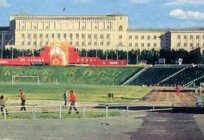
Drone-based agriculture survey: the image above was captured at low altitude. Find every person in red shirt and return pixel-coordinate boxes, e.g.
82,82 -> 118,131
68,90 -> 79,114
176,84 -> 180,96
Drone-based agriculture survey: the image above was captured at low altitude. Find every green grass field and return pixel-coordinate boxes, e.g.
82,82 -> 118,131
0,66 -> 149,119
0,84 -> 150,103
0,66 -> 142,85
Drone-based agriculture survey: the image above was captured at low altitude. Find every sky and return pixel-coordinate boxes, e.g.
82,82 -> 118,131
0,0 -> 204,28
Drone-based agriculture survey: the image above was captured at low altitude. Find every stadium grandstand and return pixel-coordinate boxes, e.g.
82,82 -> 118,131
126,64 -> 204,87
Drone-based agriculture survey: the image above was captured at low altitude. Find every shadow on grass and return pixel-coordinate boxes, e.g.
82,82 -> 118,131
99,96 -> 140,100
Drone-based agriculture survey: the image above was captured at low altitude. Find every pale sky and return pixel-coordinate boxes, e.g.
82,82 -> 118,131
0,0 -> 204,28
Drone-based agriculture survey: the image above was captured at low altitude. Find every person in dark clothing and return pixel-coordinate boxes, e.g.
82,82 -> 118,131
68,90 -> 79,114
63,89 -> 68,109
18,89 -> 26,111
0,95 -> 9,116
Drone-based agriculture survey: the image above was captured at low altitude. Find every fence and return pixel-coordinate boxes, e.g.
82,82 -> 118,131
0,105 -> 173,120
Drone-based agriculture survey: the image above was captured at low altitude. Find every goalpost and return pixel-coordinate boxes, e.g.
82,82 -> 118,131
12,76 -> 40,85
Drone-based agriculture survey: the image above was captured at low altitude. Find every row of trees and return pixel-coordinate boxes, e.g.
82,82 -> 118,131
1,48 -> 204,64
78,48 -> 204,64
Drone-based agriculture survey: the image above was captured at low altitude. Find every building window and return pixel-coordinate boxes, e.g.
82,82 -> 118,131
94,34 -> 97,39
141,43 -> 144,47
184,35 -> 187,39
76,34 -> 79,38
154,35 -> 157,39
22,34 -> 25,38
196,35 -> 199,39
45,34 -> 49,38
88,42 -> 91,46
27,41 -> 31,45
196,43 -> 199,47
64,33 -> 67,38
141,36 -> 144,39
154,43 -> 157,47
88,34 -> 91,39
107,42 -> 110,46
119,42 -> 123,46
119,25 -> 123,31
21,41 -> 24,46
190,35 -> 193,39
34,34 -> 37,39
147,43 -> 150,47
70,34 -> 73,38
76,42 -> 79,45
100,34 -> 103,39
106,34 -> 110,39
34,41 -> 37,46
52,33 -> 54,38
135,43 -> 138,47
58,33 -> 60,38
129,43 -> 132,47
39,42 -> 42,46
82,34 -> 85,39
177,35 -> 181,39
94,42 -> 97,46
177,43 -> 181,47
27,34 -> 31,39
190,43 -> 193,47
100,42 -> 104,46
40,34 -> 43,38
135,36 -> 138,39
129,35 -> 132,39
184,43 -> 187,47
82,42 -> 85,46
119,35 -> 122,39
147,36 -> 150,40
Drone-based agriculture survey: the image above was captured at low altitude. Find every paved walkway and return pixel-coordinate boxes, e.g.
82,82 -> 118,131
0,117 -> 144,140
1,112 -> 204,140
130,112 -> 204,140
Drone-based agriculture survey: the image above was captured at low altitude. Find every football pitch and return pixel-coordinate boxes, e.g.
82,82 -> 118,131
0,84 -> 150,103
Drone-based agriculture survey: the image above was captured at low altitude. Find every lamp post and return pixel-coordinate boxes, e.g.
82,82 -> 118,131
126,46 -> 129,66
1,33 -> 3,58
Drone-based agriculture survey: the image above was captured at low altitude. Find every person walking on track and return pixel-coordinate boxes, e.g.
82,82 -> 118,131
176,84 -> 180,96
68,90 -> 79,114
18,89 -> 26,111
0,95 -> 9,116
63,89 -> 68,109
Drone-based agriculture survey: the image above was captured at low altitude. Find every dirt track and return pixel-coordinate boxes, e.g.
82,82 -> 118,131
142,88 -> 198,107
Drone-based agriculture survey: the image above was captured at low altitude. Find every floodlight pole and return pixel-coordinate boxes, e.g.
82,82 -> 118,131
11,35 -> 14,59
1,34 -> 3,58
126,46 -> 129,66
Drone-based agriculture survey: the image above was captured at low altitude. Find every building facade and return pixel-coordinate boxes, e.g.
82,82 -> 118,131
3,14 -> 204,52
170,31 -> 204,51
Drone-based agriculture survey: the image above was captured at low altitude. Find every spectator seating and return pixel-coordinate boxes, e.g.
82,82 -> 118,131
129,66 -> 183,86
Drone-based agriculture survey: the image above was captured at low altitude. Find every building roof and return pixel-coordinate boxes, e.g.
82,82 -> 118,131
128,28 -> 204,32
128,28 -> 167,32
10,12 -> 127,20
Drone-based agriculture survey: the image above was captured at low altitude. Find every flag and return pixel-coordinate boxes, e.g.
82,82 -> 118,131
63,8 -> 66,11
